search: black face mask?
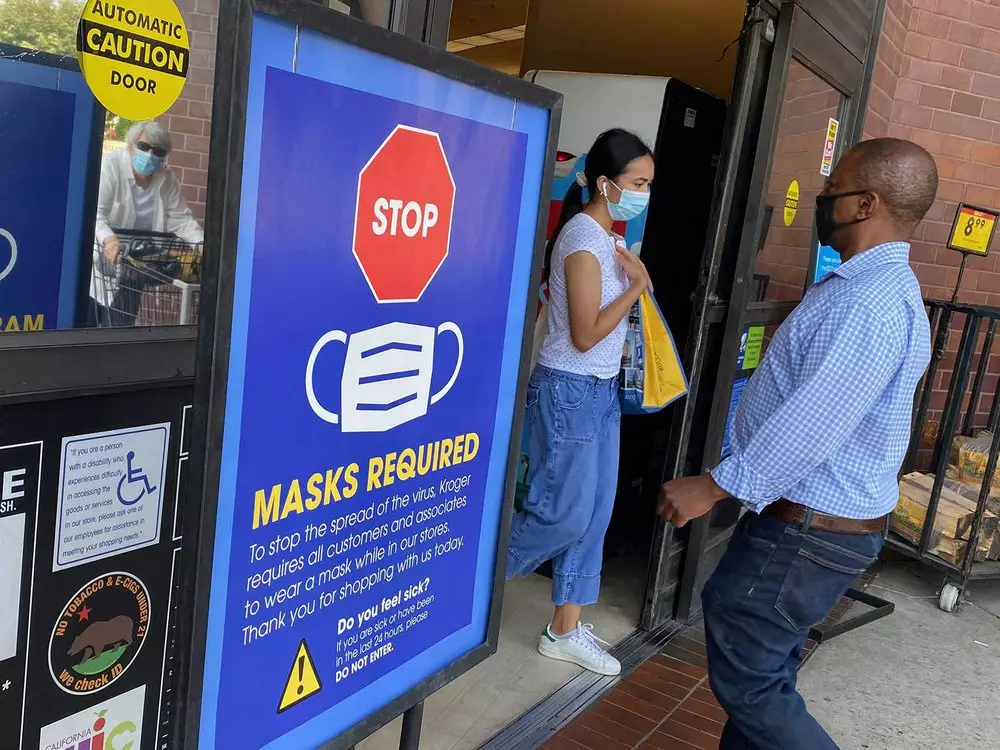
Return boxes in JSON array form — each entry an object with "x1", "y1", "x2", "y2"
[{"x1": 815, "y1": 191, "x2": 869, "y2": 248}]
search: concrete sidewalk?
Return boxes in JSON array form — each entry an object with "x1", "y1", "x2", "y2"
[{"x1": 799, "y1": 560, "x2": 1000, "y2": 749}]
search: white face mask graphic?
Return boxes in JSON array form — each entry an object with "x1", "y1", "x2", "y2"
[
  {"x1": 0, "y1": 228, "x2": 17, "y2": 282},
  {"x1": 305, "y1": 321, "x2": 463, "y2": 432}
]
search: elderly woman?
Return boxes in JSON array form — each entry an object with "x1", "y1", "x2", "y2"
[{"x1": 90, "y1": 121, "x2": 203, "y2": 326}]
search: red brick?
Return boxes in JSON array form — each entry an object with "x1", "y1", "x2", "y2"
[
  {"x1": 939, "y1": 134, "x2": 976, "y2": 159},
  {"x1": 918, "y1": 84, "x2": 954, "y2": 109},
  {"x1": 929, "y1": 38, "x2": 964, "y2": 66},
  {"x1": 962, "y1": 117, "x2": 994, "y2": 141},
  {"x1": 654, "y1": 719, "x2": 719, "y2": 750},
  {"x1": 562, "y1": 722, "x2": 632, "y2": 750},
  {"x1": 941, "y1": 66, "x2": 974, "y2": 91},
  {"x1": 985, "y1": 29, "x2": 1000, "y2": 54},
  {"x1": 895, "y1": 79, "x2": 922, "y2": 103},
  {"x1": 972, "y1": 73, "x2": 1000, "y2": 98},
  {"x1": 651, "y1": 655, "x2": 709, "y2": 681},
  {"x1": 541, "y1": 736, "x2": 585, "y2": 750},
  {"x1": 905, "y1": 33, "x2": 933, "y2": 57},
  {"x1": 966, "y1": 185, "x2": 998, "y2": 207},
  {"x1": 952, "y1": 92, "x2": 985, "y2": 116},
  {"x1": 958, "y1": 162, "x2": 990, "y2": 186},
  {"x1": 591, "y1": 698, "x2": 660, "y2": 735},
  {"x1": 931, "y1": 110, "x2": 968, "y2": 135},
  {"x1": 949, "y1": 19, "x2": 985, "y2": 46},
  {"x1": 170, "y1": 116, "x2": 205, "y2": 136},
  {"x1": 894, "y1": 100, "x2": 934, "y2": 127},
  {"x1": 905, "y1": 57, "x2": 944, "y2": 84},
  {"x1": 617, "y1": 680, "x2": 684, "y2": 714},
  {"x1": 977, "y1": 272, "x2": 1000, "y2": 294},
  {"x1": 981, "y1": 5, "x2": 1000, "y2": 31},
  {"x1": 606, "y1": 685, "x2": 673, "y2": 722},
  {"x1": 639, "y1": 735, "x2": 700, "y2": 750},
  {"x1": 936, "y1": 0, "x2": 972, "y2": 22},
  {"x1": 577, "y1": 711, "x2": 646, "y2": 746},
  {"x1": 185, "y1": 11, "x2": 215, "y2": 32},
  {"x1": 973, "y1": 142, "x2": 1000, "y2": 164},
  {"x1": 913, "y1": 9, "x2": 943, "y2": 36},
  {"x1": 962, "y1": 47, "x2": 1000, "y2": 75},
  {"x1": 673, "y1": 707, "x2": 725, "y2": 735}
]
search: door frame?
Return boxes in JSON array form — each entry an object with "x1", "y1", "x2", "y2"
[{"x1": 662, "y1": 0, "x2": 887, "y2": 625}]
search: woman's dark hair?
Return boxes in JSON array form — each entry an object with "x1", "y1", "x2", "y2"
[{"x1": 544, "y1": 128, "x2": 653, "y2": 271}]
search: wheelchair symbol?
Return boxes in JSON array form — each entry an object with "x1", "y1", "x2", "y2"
[{"x1": 117, "y1": 451, "x2": 157, "y2": 506}]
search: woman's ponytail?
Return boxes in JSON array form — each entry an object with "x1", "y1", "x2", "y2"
[{"x1": 544, "y1": 181, "x2": 584, "y2": 273}]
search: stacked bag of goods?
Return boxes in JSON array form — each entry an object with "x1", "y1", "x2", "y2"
[
  {"x1": 893, "y1": 472, "x2": 1000, "y2": 565},
  {"x1": 948, "y1": 431, "x2": 1000, "y2": 516}
]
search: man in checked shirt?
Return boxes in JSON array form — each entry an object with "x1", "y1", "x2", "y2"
[{"x1": 658, "y1": 138, "x2": 938, "y2": 749}]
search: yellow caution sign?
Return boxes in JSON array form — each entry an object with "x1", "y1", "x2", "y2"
[
  {"x1": 783, "y1": 180, "x2": 799, "y2": 227},
  {"x1": 76, "y1": 0, "x2": 190, "y2": 120},
  {"x1": 948, "y1": 203, "x2": 998, "y2": 256},
  {"x1": 277, "y1": 639, "x2": 322, "y2": 713}
]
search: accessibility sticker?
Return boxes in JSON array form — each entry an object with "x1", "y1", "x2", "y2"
[
  {"x1": 76, "y1": 0, "x2": 190, "y2": 120},
  {"x1": 277, "y1": 639, "x2": 322, "y2": 713}
]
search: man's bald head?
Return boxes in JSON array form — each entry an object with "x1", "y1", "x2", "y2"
[{"x1": 839, "y1": 138, "x2": 939, "y2": 229}]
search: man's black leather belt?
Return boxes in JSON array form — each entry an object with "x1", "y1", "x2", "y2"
[{"x1": 764, "y1": 499, "x2": 886, "y2": 535}]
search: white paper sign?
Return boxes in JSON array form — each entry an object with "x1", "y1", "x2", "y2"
[
  {"x1": 54, "y1": 424, "x2": 169, "y2": 571},
  {"x1": 39, "y1": 685, "x2": 145, "y2": 749}
]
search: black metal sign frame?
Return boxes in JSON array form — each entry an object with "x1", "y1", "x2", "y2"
[{"x1": 177, "y1": 1, "x2": 561, "y2": 747}]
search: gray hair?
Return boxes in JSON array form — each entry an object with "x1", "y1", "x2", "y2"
[{"x1": 126, "y1": 120, "x2": 173, "y2": 153}]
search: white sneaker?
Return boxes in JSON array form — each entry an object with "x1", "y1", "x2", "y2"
[{"x1": 538, "y1": 622, "x2": 622, "y2": 676}]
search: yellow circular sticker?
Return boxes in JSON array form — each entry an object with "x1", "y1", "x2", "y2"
[
  {"x1": 76, "y1": 0, "x2": 189, "y2": 121},
  {"x1": 783, "y1": 179, "x2": 800, "y2": 227}
]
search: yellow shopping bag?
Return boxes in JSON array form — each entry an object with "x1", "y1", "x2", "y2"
[{"x1": 620, "y1": 290, "x2": 688, "y2": 414}]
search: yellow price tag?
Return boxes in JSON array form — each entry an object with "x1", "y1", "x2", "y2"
[
  {"x1": 76, "y1": 0, "x2": 189, "y2": 121},
  {"x1": 948, "y1": 204, "x2": 998, "y2": 256}
]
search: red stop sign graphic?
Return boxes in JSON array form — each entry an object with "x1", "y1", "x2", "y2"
[{"x1": 353, "y1": 125, "x2": 456, "y2": 303}]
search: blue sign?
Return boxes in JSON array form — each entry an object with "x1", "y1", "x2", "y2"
[
  {"x1": 0, "y1": 57, "x2": 97, "y2": 330},
  {"x1": 198, "y1": 15, "x2": 550, "y2": 749},
  {"x1": 721, "y1": 377, "x2": 749, "y2": 459},
  {"x1": 813, "y1": 242, "x2": 841, "y2": 284}
]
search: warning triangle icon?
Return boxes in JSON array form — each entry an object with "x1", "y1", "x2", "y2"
[{"x1": 277, "y1": 639, "x2": 323, "y2": 713}]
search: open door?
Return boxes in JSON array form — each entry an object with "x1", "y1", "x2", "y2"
[{"x1": 644, "y1": 0, "x2": 885, "y2": 627}]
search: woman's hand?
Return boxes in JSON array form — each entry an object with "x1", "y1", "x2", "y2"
[
  {"x1": 102, "y1": 235, "x2": 122, "y2": 264},
  {"x1": 616, "y1": 245, "x2": 652, "y2": 293}
]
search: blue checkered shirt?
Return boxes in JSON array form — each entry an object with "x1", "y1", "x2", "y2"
[{"x1": 712, "y1": 242, "x2": 931, "y2": 519}]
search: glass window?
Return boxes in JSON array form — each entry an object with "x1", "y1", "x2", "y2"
[
  {"x1": 754, "y1": 59, "x2": 844, "y2": 303},
  {"x1": 329, "y1": 0, "x2": 392, "y2": 27}
]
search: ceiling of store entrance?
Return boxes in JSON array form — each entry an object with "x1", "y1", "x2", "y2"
[{"x1": 448, "y1": 0, "x2": 747, "y2": 99}]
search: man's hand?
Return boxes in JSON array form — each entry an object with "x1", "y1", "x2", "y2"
[{"x1": 658, "y1": 475, "x2": 730, "y2": 527}]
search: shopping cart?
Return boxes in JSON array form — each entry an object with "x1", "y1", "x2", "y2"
[{"x1": 91, "y1": 230, "x2": 201, "y2": 327}]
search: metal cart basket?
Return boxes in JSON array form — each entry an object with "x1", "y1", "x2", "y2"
[
  {"x1": 889, "y1": 300, "x2": 1000, "y2": 612},
  {"x1": 91, "y1": 229, "x2": 201, "y2": 327}
]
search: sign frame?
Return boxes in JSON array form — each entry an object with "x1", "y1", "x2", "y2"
[
  {"x1": 0, "y1": 43, "x2": 105, "y2": 329},
  {"x1": 177, "y1": 1, "x2": 561, "y2": 748},
  {"x1": 946, "y1": 202, "x2": 999, "y2": 257}
]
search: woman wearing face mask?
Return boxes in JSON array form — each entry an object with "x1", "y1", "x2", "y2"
[
  {"x1": 507, "y1": 129, "x2": 654, "y2": 676},
  {"x1": 90, "y1": 121, "x2": 203, "y2": 326}
]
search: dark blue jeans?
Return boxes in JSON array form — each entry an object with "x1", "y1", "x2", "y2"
[{"x1": 702, "y1": 511, "x2": 882, "y2": 750}]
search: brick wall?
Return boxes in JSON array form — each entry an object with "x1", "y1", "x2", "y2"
[
  {"x1": 163, "y1": 0, "x2": 219, "y2": 222},
  {"x1": 755, "y1": 60, "x2": 841, "y2": 302},
  {"x1": 865, "y1": 0, "x2": 1000, "y2": 439}
]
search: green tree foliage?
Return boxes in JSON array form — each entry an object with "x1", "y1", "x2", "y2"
[{"x1": 0, "y1": 0, "x2": 84, "y2": 57}]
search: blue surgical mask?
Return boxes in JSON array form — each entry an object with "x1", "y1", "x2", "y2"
[
  {"x1": 603, "y1": 179, "x2": 650, "y2": 222},
  {"x1": 132, "y1": 150, "x2": 164, "y2": 177}
]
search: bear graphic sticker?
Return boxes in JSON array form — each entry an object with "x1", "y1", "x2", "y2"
[{"x1": 49, "y1": 572, "x2": 151, "y2": 695}]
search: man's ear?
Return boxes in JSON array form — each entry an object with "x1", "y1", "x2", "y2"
[{"x1": 858, "y1": 191, "x2": 878, "y2": 220}]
